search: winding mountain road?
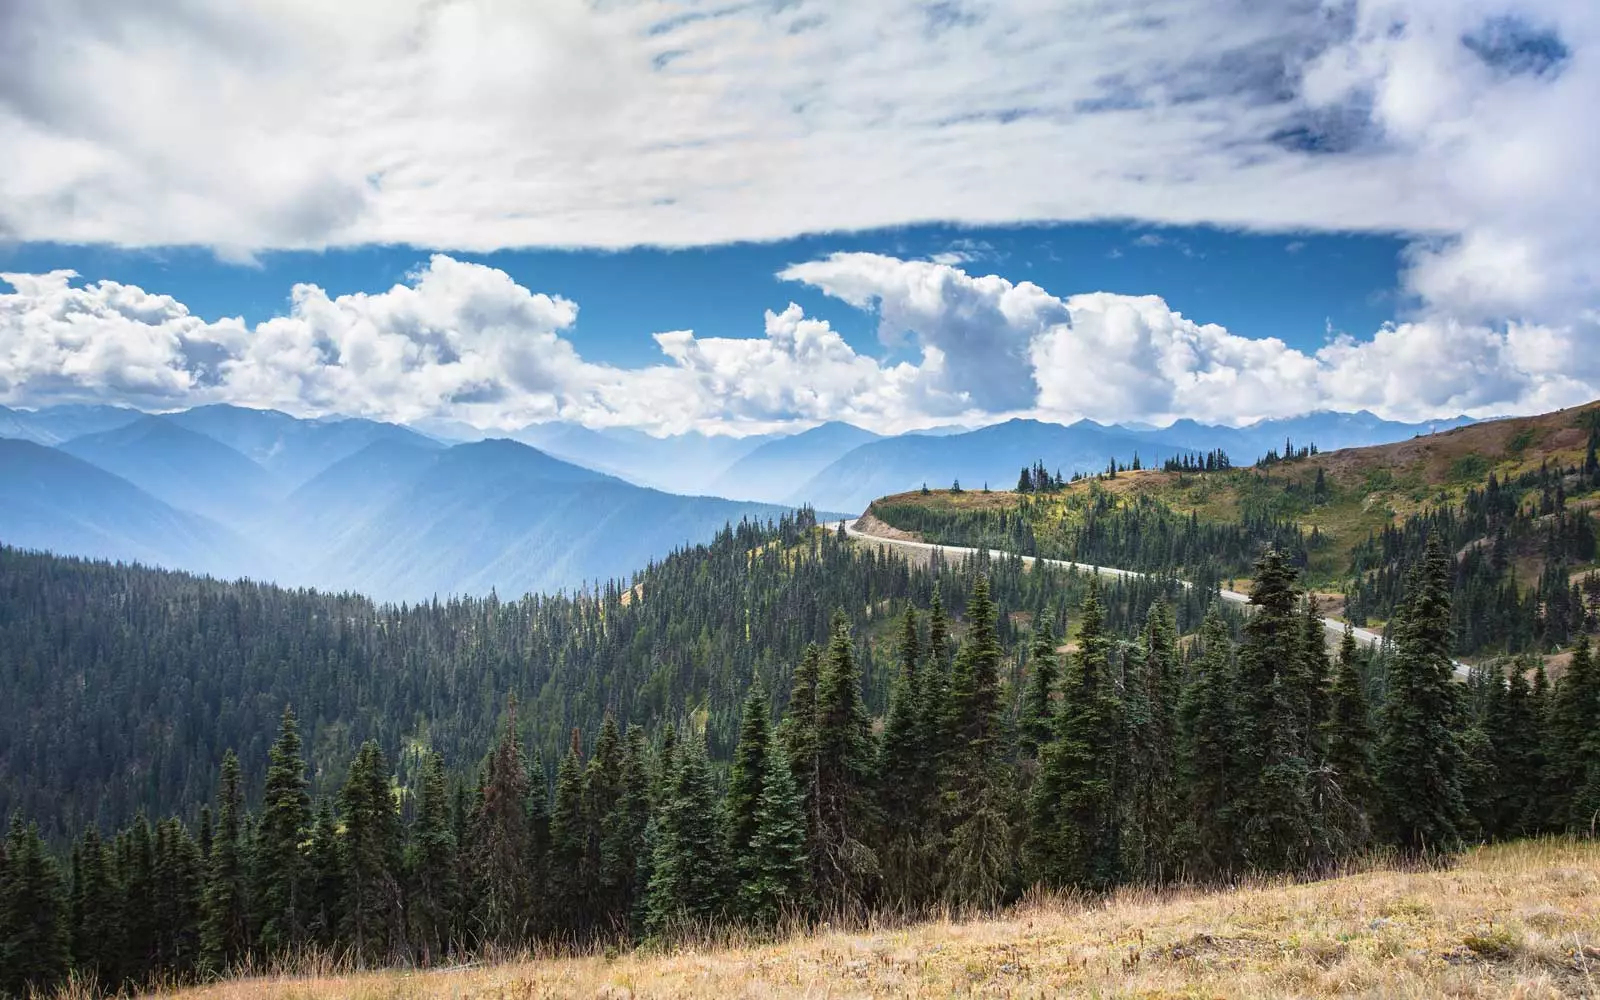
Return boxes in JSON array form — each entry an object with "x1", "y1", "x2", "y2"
[{"x1": 835, "y1": 517, "x2": 1468, "y2": 678}]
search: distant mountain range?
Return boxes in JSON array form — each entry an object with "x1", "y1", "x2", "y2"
[{"x1": 0, "y1": 402, "x2": 1472, "y2": 596}]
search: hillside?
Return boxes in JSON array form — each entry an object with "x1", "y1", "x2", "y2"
[
  {"x1": 710, "y1": 420, "x2": 881, "y2": 503},
  {"x1": 136, "y1": 840, "x2": 1600, "y2": 1000}
]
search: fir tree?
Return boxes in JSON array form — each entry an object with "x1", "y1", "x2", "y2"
[
  {"x1": 340, "y1": 740, "x2": 403, "y2": 964},
  {"x1": 582, "y1": 717, "x2": 626, "y2": 936},
  {"x1": 547, "y1": 729, "x2": 591, "y2": 940},
  {"x1": 1322, "y1": 627, "x2": 1376, "y2": 851},
  {"x1": 255, "y1": 706, "x2": 310, "y2": 955},
  {"x1": 1545, "y1": 635, "x2": 1598, "y2": 832},
  {"x1": 1017, "y1": 616, "x2": 1058, "y2": 761},
  {"x1": 643, "y1": 731, "x2": 729, "y2": 937},
  {"x1": 119, "y1": 813, "x2": 158, "y2": 984},
  {"x1": 740, "y1": 730, "x2": 812, "y2": 928},
  {"x1": 809, "y1": 613, "x2": 881, "y2": 915},
  {"x1": 71, "y1": 827, "x2": 121, "y2": 987},
  {"x1": 877, "y1": 606, "x2": 932, "y2": 911},
  {"x1": 0, "y1": 817, "x2": 70, "y2": 999},
  {"x1": 1177, "y1": 606, "x2": 1238, "y2": 878},
  {"x1": 1028, "y1": 582, "x2": 1123, "y2": 890},
  {"x1": 941, "y1": 576, "x2": 1015, "y2": 909},
  {"x1": 727, "y1": 682, "x2": 773, "y2": 894},
  {"x1": 406, "y1": 750, "x2": 456, "y2": 964},
  {"x1": 152, "y1": 818, "x2": 205, "y2": 978},
  {"x1": 1124, "y1": 598, "x2": 1180, "y2": 883},
  {"x1": 1297, "y1": 598, "x2": 1332, "y2": 762},
  {"x1": 599, "y1": 724, "x2": 651, "y2": 937},
  {"x1": 1376, "y1": 535, "x2": 1467, "y2": 854},
  {"x1": 201, "y1": 750, "x2": 250, "y2": 973},
  {"x1": 1491, "y1": 662, "x2": 1543, "y2": 838},
  {"x1": 470, "y1": 709, "x2": 533, "y2": 948},
  {"x1": 304, "y1": 798, "x2": 345, "y2": 950}
]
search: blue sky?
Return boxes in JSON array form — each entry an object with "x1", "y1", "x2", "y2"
[
  {"x1": 0, "y1": 224, "x2": 1407, "y2": 369},
  {"x1": 0, "y1": 1, "x2": 1595, "y2": 435}
]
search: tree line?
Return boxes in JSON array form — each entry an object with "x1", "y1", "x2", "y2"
[{"x1": 7, "y1": 535, "x2": 1598, "y2": 996}]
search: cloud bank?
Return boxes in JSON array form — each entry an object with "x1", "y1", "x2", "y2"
[{"x1": 4, "y1": 254, "x2": 1594, "y2": 435}]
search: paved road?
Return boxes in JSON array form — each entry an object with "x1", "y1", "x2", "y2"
[{"x1": 834, "y1": 517, "x2": 1463, "y2": 676}]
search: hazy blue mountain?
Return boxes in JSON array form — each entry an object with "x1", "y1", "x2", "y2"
[
  {"x1": 1115, "y1": 410, "x2": 1474, "y2": 461},
  {"x1": 0, "y1": 438, "x2": 260, "y2": 577},
  {"x1": 793, "y1": 418, "x2": 1186, "y2": 512},
  {"x1": 60, "y1": 416, "x2": 280, "y2": 525},
  {"x1": 282, "y1": 438, "x2": 794, "y2": 600},
  {"x1": 513, "y1": 421, "x2": 775, "y2": 493},
  {"x1": 711, "y1": 422, "x2": 882, "y2": 503},
  {"x1": 165, "y1": 403, "x2": 440, "y2": 489},
  {"x1": 0, "y1": 403, "x2": 145, "y2": 445}
]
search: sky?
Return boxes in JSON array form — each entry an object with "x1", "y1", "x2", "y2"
[{"x1": 1, "y1": 0, "x2": 1597, "y2": 436}]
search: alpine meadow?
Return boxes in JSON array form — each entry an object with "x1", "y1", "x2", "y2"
[{"x1": 3, "y1": 2, "x2": 1600, "y2": 998}]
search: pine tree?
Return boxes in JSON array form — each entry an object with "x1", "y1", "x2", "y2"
[
  {"x1": 201, "y1": 750, "x2": 250, "y2": 973},
  {"x1": 727, "y1": 681, "x2": 773, "y2": 899},
  {"x1": 1177, "y1": 606, "x2": 1238, "y2": 878},
  {"x1": 1297, "y1": 598, "x2": 1331, "y2": 762},
  {"x1": 1323, "y1": 626, "x2": 1377, "y2": 852},
  {"x1": 153, "y1": 817, "x2": 205, "y2": 979},
  {"x1": 470, "y1": 709, "x2": 533, "y2": 948},
  {"x1": 1124, "y1": 598, "x2": 1180, "y2": 883},
  {"x1": 547, "y1": 728, "x2": 591, "y2": 940},
  {"x1": 1491, "y1": 662, "x2": 1543, "y2": 838},
  {"x1": 741, "y1": 730, "x2": 812, "y2": 928},
  {"x1": 406, "y1": 750, "x2": 456, "y2": 964},
  {"x1": 1233, "y1": 549, "x2": 1321, "y2": 872},
  {"x1": 1028, "y1": 582, "x2": 1123, "y2": 890},
  {"x1": 643, "y1": 730, "x2": 730, "y2": 937},
  {"x1": 340, "y1": 740, "x2": 403, "y2": 965},
  {"x1": 304, "y1": 798, "x2": 345, "y2": 950},
  {"x1": 255, "y1": 706, "x2": 310, "y2": 955},
  {"x1": 582, "y1": 717, "x2": 627, "y2": 937},
  {"x1": 71, "y1": 827, "x2": 121, "y2": 987},
  {"x1": 0, "y1": 817, "x2": 70, "y2": 999},
  {"x1": 941, "y1": 576, "x2": 1014, "y2": 909},
  {"x1": 599, "y1": 724, "x2": 651, "y2": 938},
  {"x1": 525, "y1": 744, "x2": 552, "y2": 937},
  {"x1": 877, "y1": 606, "x2": 932, "y2": 911},
  {"x1": 1017, "y1": 616, "x2": 1058, "y2": 761},
  {"x1": 1545, "y1": 634, "x2": 1598, "y2": 832},
  {"x1": 119, "y1": 813, "x2": 159, "y2": 985},
  {"x1": 807, "y1": 613, "x2": 882, "y2": 915},
  {"x1": 1376, "y1": 535, "x2": 1467, "y2": 854}
]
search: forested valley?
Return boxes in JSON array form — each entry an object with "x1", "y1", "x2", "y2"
[{"x1": 5, "y1": 509, "x2": 1600, "y2": 996}]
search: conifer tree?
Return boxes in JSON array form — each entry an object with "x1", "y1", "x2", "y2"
[
  {"x1": 941, "y1": 576, "x2": 1015, "y2": 909},
  {"x1": 877, "y1": 606, "x2": 932, "y2": 910},
  {"x1": 741, "y1": 730, "x2": 812, "y2": 928},
  {"x1": 120, "y1": 813, "x2": 158, "y2": 984},
  {"x1": 1017, "y1": 617, "x2": 1058, "y2": 761},
  {"x1": 727, "y1": 682, "x2": 773, "y2": 892},
  {"x1": 1323, "y1": 627, "x2": 1376, "y2": 851},
  {"x1": 71, "y1": 827, "x2": 121, "y2": 986},
  {"x1": 304, "y1": 798, "x2": 345, "y2": 950},
  {"x1": 1177, "y1": 606, "x2": 1238, "y2": 878},
  {"x1": 599, "y1": 724, "x2": 651, "y2": 936},
  {"x1": 152, "y1": 818, "x2": 205, "y2": 978},
  {"x1": 406, "y1": 750, "x2": 456, "y2": 964},
  {"x1": 0, "y1": 817, "x2": 70, "y2": 999},
  {"x1": 255, "y1": 706, "x2": 310, "y2": 955},
  {"x1": 201, "y1": 750, "x2": 250, "y2": 972},
  {"x1": 1297, "y1": 598, "x2": 1332, "y2": 761},
  {"x1": 1544, "y1": 635, "x2": 1598, "y2": 831},
  {"x1": 1124, "y1": 599, "x2": 1180, "y2": 883},
  {"x1": 1233, "y1": 550, "x2": 1321, "y2": 872},
  {"x1": 582, "y1": 717, "x2": 626, "y2": 935},
  {"x1": 547, "y1": 729, "x2": 591, "y2": 939},
  {"x1": 809, "y1": 613, "x2": 881, "y2": 914},
  {"x1": 1028, "y1": 582, "x2": 1123, "y2": 889},
  {"x1": 1489, "y1": 662, "x2": 1543, "y2": 838},
  {"x1": 340, "y1": 740, "x2": 403, "y2": 964},
  {"x1": 643, "y1": 731, "x2": 729, "y2": 937},
  {"x1": 470, "y1": 709, "x2": 533, "y2": 949},
  {"x1": 1376, "y1": 535, "x2": 1467, "y2": 854}
]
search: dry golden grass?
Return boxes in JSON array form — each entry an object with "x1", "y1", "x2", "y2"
[{"x1": 126, "y1": 840, "x2": 1600, "y2": 1000}]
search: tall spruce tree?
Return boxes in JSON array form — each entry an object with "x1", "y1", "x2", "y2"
[
  {"x1": 340, "y1": 740, "x2": 403, "y2": 964},
  {"x1": 0, "y1": 817, "x2": 70, "y2": 999},
  {"x1": 599, "y1": 724, "x2": 651, "y2": 937},
  {"x1": 1018, "y1": 617, "x2": 1059, "y2": 761},
  {"x1": 1028, "y1": 582, "x2": 1123, "y2": 890},
  {"x1": 582, "y1": 717, "x2": 627, "y2": 936},
  {"x1": 1177, "y1": 605, "x2": 1239, "y2": 878},
  {"x1": 643, "y1": 730, "x2": 729, "y2": 937},
  {"x1": 152, "y1": 818, "x2": 205, "y2": 979},
  {"x1": 255, "y1": 706, "x2": 310, "y2": 955},
  {"x1": 1124, "y1": 598, "x2": 1180, "y2": 883},
  {"x1": 877, "y1": 606, "x2": 932, "y2": 911},
  {"x1": 547, "y1": 729, "x2": 592, "y2": 940},
  {"x1": 305, "y1": 798, "x2": 345, "y2": 950},
  {"x1": 470, "y1": 709, "x2": 533, "y2": 949},
  {"x1": 740, "y1": 730, "x2": 812, "y2": 928},
  {"x1": 941, "y1": 576, "x2": 1015, "y2": 909},
  {"x1": 1545, "y1": 635, "x2": 1598, "y2": 832},
  {"x1": 809, "y1": 613, "x2": 881, "y2": 915},
  {"x1": 201, "y1": 750, "x2": 250, "y2": 973},
  {"x1": 727, "y1": 682, "x2": 773, "y2": 895},
  {"x1": 119, "y1": 814, "x2": 158, "y2": 985},
  {"x1": 1376, "y1": 535, "x2": 1467, "y2": 854},
  {"x1": 1323, "y1": 626, "x2": 1377, "y2": 852},
  {"x1": 71, "y1": 827, "x2": 121, "y2": 986},
  {"x1": 406, "y1": 750, "x2": 456, "y2": 964}
]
